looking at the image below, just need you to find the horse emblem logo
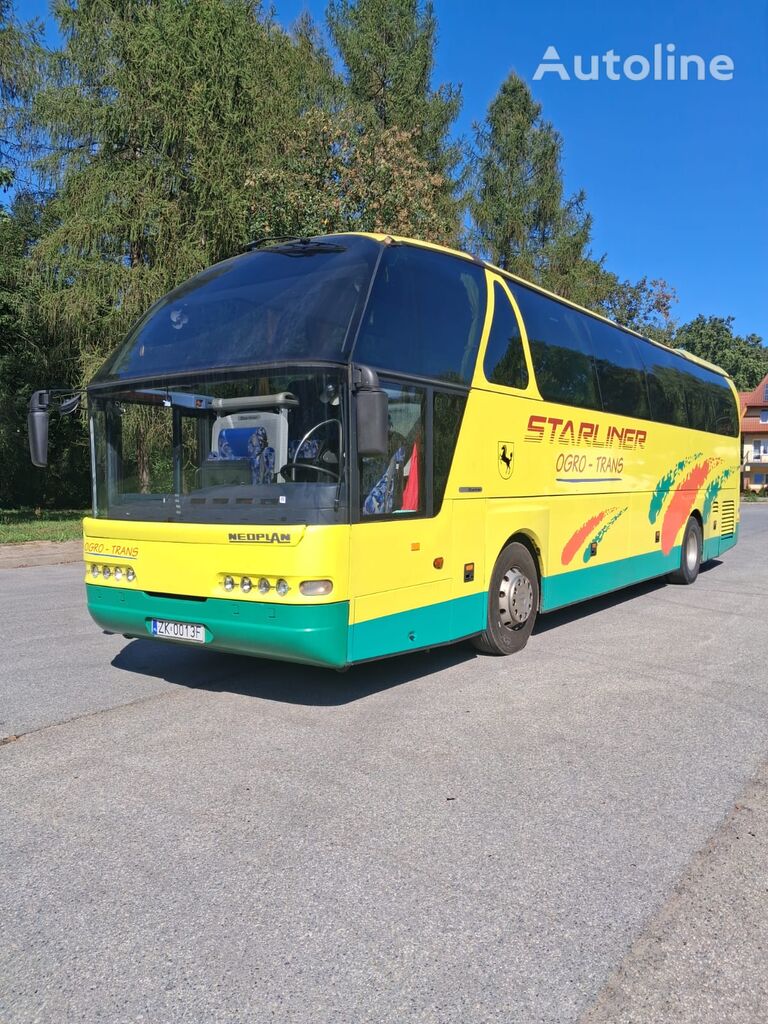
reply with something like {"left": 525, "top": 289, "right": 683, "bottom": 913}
{"left": 498, "top": 442, "right": 514, "bottom": 479}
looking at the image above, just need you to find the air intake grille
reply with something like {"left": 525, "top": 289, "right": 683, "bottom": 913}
{"left": 721, "top": 500, "right": 735, "bottom": 538}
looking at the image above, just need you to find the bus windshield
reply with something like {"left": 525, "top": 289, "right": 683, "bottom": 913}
{"left": 90, "top": 367, "right": 348, "bottom": 525}
{"left": 93, "top": 236, "right": 380, "bottom": 383}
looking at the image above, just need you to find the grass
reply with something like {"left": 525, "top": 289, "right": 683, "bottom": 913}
{"left": 0, "top": 509, "right": 86, "bottom": 545}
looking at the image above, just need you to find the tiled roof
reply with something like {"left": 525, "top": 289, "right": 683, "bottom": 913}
{"left": 738, "top": 372, "right": 768, "bottom": 433}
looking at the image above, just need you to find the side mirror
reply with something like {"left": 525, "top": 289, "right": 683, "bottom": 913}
{"left": 28, "top": 390, "right": 50, "bottom": 468}
{"left": 354, "top": 366, "right": 388, "bottom": 458}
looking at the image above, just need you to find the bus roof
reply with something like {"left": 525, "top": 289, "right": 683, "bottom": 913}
{"left": 348, "top": 231, "right": 733, "bottom": 382}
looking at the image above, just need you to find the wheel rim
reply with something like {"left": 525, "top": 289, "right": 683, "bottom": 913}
{"left": 499, "top": 567, "right": 534, "bottom": 629}
{"left": 685, "top": 529, "right": 699, "bottom": 573}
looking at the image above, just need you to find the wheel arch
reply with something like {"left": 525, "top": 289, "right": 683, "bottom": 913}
{"left": 498, "top": 530, "right": 543, "bottom": 593}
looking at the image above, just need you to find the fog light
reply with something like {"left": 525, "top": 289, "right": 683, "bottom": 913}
{"left": 223, "top": 575, "right": 235, "bottom": 591}
{"left": 114, "top": 567, "right": 123, "bottom": 581}
{"left": 241, "top": 576, "right": 252, "bottom": 593}
{"left": 275, "top": 578, "right": 290, "bottom": 596}
{"left": 258, "top": 577, "right": 271, "bottom": 594}
{"left": 102, "top": 566, "right": 111, "bottom": 579}
{"left": 299, "top": 579, "right": 333, "bottom": 596}
{"left": 91, "top": 564, "right": 100, "bottom": 578}
{"left": 126, "top": 567, "right": 135, "bottom": 582}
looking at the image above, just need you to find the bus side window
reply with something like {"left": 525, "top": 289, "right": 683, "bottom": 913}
{"left": 361, "top": 383, "right": 425, "bottom": 517}
{"left": 588, "top": 320, "right": 650, "bottom": 419}
{"left": 483, "top": 282, "right": 529, "bottom": 390}
{"left": 511, "top": 284, "right": 601, "bottom": 412}
{"left": 643, "top": 346, "right": 689, "bottom": 428}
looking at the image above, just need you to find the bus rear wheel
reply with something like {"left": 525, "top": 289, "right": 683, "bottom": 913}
{"left": 668, "top": 516, "right": 702, "bottom": 585}
{"left": 472, "top": 542, "right": 539, "bottom": 656}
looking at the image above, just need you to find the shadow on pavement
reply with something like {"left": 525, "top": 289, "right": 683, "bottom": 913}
{"left": 111, "top": 559, "right": 726, "bottom": 704}
{"left": 534, "top": 558, "right": 724, "bottom": 635}
{"left": 111, "top": 637, "right": 478, "bottom": 707}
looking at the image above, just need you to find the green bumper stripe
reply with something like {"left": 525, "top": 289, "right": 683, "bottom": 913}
{"left": 542, "top": 524, "right": 739, "bottom": 612}
{"left": 86, "top": 585, "right": 350, "bottom": 668}
{"left": 349, "top": 592, "right": 487, "bottom": 662}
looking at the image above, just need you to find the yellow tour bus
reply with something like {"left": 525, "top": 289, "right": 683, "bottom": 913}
{"left": 29, "top": 233, "right": 740, "bottom": 669}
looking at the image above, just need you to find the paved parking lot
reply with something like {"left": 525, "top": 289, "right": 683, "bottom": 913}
{"left": 2, "top": 506, "right": 767, "bottom": 1023}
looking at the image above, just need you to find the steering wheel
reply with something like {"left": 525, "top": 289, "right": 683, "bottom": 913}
{"left": 279, "top": 462, "right": 340, "bottom": 482}
{"left": 282, "top": 417, "right": 343, "bottom": 483}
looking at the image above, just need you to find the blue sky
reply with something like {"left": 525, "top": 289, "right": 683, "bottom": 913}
{"left": 17, "top": 0, "right": 768, "bottom": 339}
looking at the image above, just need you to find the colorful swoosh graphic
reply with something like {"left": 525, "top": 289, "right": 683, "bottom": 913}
{"left": 582, "top": 507, "right": 627, "bottom": 563}
{"left": 561, "top": 511, "right": 609, "bottom": 566}
{"left": 702, "top": 469, "right": 732, "bottom": 523}
{"left": 648, "top": 452, "right": 703, "bottom": 524}
{"left": 660, "top": 459, "right": 719, "bottom": 555}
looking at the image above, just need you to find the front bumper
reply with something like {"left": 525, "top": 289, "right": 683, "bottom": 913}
{"left": 86, "top": 584, "right": 350, "bottom": 668}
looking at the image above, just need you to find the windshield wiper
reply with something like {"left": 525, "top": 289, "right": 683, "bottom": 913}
{"left": 243, "top": 236, "right": 346, "bottom": 257}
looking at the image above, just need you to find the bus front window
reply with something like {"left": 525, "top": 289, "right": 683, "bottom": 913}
{"left": 90, "top": 368, "right": 348, "bottom": 525}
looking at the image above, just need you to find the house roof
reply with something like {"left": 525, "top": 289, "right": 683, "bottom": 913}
{"left": 739, "top": 372, "right": 768, "bottom": 433}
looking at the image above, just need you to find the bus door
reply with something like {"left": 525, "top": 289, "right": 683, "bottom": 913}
{"left": 349, "top": 380, "right": 454, "bottom": 659}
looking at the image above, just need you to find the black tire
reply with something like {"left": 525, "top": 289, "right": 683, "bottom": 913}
{"left": 472, "top": 542, "right": 539, "bottom": 655}
{"left": 667, "top": 516, "right": 702, "bottom": 585}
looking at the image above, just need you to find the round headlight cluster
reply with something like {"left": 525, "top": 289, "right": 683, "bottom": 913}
{"left": 89, "top": 563, "right": 137, "bottom": 583}
{"left": 221, "top": 575, "right": 295, "bottom": 597}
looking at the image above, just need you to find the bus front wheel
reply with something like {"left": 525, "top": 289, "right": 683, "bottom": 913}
{"left": 472, "top": 542, "right": 539, "bottom": 656}
{"left": 668, "top": 516, "right": 702, "bottom": 585}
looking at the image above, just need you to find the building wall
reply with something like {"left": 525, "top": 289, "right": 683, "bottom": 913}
{"left": 743, "top": 433, "right": 768, "bottom": 490}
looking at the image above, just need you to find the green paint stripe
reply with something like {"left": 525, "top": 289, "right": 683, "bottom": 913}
{"left": 349, "top": 592, "right": 487, "bottom": 662}
{"left": 86, "top": 524, "right": 739, "bottom": 667}
{"left": 86, "top": 585, "right": 350, "bottom": 668}
{"left": 542, "top": 525, "right": 739, "bottom": 612}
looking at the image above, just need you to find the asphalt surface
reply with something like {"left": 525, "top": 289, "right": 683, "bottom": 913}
{"left": 1, "top": 505, "right": 767, "bottom": 1024}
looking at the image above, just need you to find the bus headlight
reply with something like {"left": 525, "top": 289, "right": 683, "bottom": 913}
{"left": 126, "top": 567, "right": 136, "bottom": 582}
{"left": 114, "top": 567, "right": 123, "bottom": 581}
{"left": 102, "top": 566, "right": 111, "bottom": 579}
{"left": 258, "top": 578, "right": 271, "bottom": 594}
{"left": 275, "top": 578, "right": 290, "bottom": 597}
{"left": 91, "top": 564, "right": 100, "bottom": 578}
{"left": 241, "top": 576, "right": 252, "bottom": 593}
{"left": 299, "top": 580, "right": 333, "bottom": 596}
{"left": 223, "top": 575, "right": 235, "bottom": 591}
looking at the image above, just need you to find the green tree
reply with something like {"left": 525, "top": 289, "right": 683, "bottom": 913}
{"left": 0, "top": 0, "right": 41, "bottom": 191}
{"left": 27, "top": 0, "right": 340, "bottom": 379}
{"left": 0, "top": 192, "right": 89, "bottom": 507}
{"left": 675, "top": 315, "right": 767, "bottom": 390}
{"left": 469, "top": 70, "right": 603, "bottom": 308}
{"left": 327, "top": 0, "right": 461, "bottom": 237}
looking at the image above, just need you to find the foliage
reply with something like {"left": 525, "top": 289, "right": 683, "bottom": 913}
{"left": 0, "top": 191, "right": 89, "bottom": 507}
{"left": 675, "top": 315, "right": 768, "bottom": 390}
{"left": 327, "top": 0, "right": 461, "bottom": 237}
{"left": 469, "top": 72, "right": 582, "bottom": 277}
{"left": 0, "top": 0, "right": 764, "bottom": 512}
{"left": 0, "top": 0, "right": 41, "bottom": 189}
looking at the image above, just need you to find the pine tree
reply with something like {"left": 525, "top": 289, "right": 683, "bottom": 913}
{"left": 470, "top": 71, "right": 590, "bottom": 282}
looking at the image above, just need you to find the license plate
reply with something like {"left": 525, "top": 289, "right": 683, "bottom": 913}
{"left": 150, "top": 618, "right": 206, "bottom": 643}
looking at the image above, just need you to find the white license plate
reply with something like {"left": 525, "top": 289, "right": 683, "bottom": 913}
{"left": 151, "top": 619, "right": 206, "bottom": 643}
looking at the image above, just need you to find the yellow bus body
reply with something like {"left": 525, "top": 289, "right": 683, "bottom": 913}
{"left": 83, "top": 238, "right": 740, "bottom": 668}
